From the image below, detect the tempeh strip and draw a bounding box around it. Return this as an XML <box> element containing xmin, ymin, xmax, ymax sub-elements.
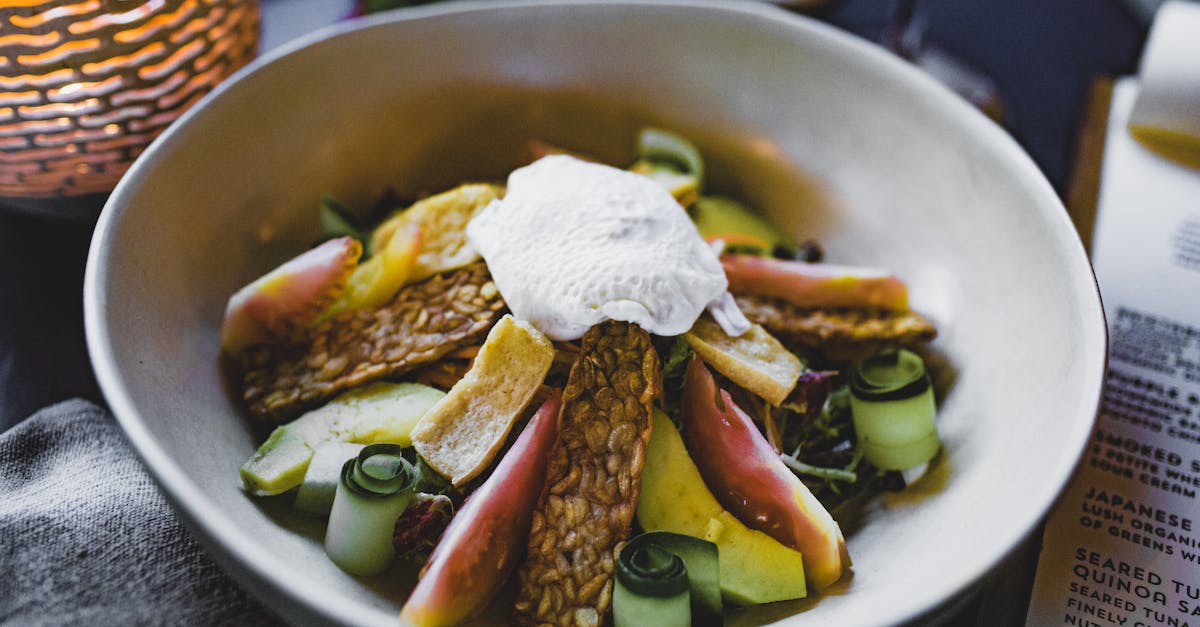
<box><xmin>513</xmin><ymin>321</ymin><xmax>660</xmax><ymax>627</ymax></box>
<box><xmin>239</xmin><ymin>263</ymin><xmax>505</xmax><ymax>422</ymax></box>
<box><xmin>736</xmin><ymin>295</ymin><xmax>937</xmax><ymax>353</ymax></box>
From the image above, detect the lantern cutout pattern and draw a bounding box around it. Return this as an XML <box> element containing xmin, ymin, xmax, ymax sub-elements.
<box><xmin>0</xmin><ymin>0</ymin><xmax>259</xmax><ymax>198</ymax></box>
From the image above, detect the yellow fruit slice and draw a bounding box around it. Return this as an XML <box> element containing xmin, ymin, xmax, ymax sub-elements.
<box><xmin>371</xmin><ymin>183</ymin><xmax>500</xmax><ymax>282</ymax></box>
<box><xmin>319</xmin><ymin>222</ymin><xmax>422</xmax><ymax>320</ymax></box>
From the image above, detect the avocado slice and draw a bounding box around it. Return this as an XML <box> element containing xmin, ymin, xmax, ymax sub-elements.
<box><xmin>691</xmin><ymin>196</ymin><xmax>791</xmax><ymax>253</ymax></box>
<box><xmin>239</xmin><ymin>381</ymin><xmax>445</xmax><ymax>496</ymax></box>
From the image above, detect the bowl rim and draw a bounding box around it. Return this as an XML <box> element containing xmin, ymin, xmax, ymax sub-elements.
<box><xmin>83</xmin><ymin>1</ymin><xmax>1108</xmax><ymax>625</ymax></box>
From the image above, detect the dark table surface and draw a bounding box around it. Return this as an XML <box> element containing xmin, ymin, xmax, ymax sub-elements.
<box><xmin>0</xmin><ymin>0</ymin><xmax>1148</xmax><ymax>623</ymax></box>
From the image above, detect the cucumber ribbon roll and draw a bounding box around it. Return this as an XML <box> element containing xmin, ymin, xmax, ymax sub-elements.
<box><xmin>614</xmin><ymin>531</ymin><xmax>722</xmax><ymax>627</ymax></box>
<box><xmin>637</xmin><ymin>127</ymin><xmax>705</xmax><ymax>186</ymax></box>
<box><xmin>849</xmin><ymin>349</ymin><xmax>940</xmax><ymax>471</ymax></box>
<box><xmin>324</xmin><ymin>443</ymin><xmax>417</xmax><ymax>575</ymax></box>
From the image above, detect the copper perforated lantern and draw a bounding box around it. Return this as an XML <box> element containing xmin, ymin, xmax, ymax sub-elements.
<box><xmin>0</xmin><ymin>0</ymin><xmax>259</xmax><ymax>217</ymax></box>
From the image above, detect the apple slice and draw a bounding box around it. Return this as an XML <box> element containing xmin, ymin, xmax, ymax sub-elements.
<box><xmin>401</xmin><ymin>392</ymin><xmax>562</xmax><ymax>627</ymax></box>
<box><xmin>220</xmin><ymin>236</ymin><xmax>361</xmax><ymax>353</ymax></box>
<box><xmin>722</xmin><ymin>254</ymin><xmax>909</xmax><ymax>311</ymax></box>
<box><xmin>683</xmin><ymin>357</ymin><xmax>848</xmax><ymax>590</ymax></box>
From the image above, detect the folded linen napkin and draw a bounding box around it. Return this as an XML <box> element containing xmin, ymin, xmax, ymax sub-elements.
<box><xmin>0</xmin><ymin>399</ymin><xmax>280</xmax><ymax>626</ymax></box>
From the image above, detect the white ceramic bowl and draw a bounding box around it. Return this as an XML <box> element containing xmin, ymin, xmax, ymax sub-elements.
<box><xmin>84</xmin><ymin>1</ymin><xmax>1107</xmax><ymax>625</ymax></box>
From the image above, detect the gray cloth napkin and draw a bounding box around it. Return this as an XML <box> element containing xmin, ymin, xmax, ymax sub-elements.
<box><xmin>0</xmin><ymin>399</ymin><xmax>281</xmax><ymax>626</ymax></box>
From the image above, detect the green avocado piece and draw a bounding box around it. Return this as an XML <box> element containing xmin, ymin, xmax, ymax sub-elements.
<box><xmin>239</xmin><ymin>381</ymin><xmax>445</xmax><ymax>496</ymax></box>
<box><xmin>691</xmin><ymin>196</ymin><xmax>790</xmax><ymax>253</ymax></box>
<box><xmin>240</xmin><ymin>425</ymin><xmax>316</xmax><ymax>496</ymax></box>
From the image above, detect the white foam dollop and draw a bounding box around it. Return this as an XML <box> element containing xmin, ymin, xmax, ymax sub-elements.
<box><xmin>466</xmin><ymin>155</ymin><xmax>733</xmax><ymax>341</ymax></box>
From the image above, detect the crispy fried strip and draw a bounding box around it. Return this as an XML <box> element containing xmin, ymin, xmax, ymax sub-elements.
<box><xmin>513</xmin><ymin>322</ymin><xmax>661</xmax><ymax>627</ymax></box>
<box><xmin>736</xmin><ymin>295</ymin><xmax>937</xmax><ymax>356</ymax></box>
<box><xmin>411</xmin><ymin>315</ymin><xmax>557</xmax><ymax>487</ymax></box>
<box><xmin>239</xmin><ymin>263</ymin><xmax>505</xmax><ymax>422</ymax></box>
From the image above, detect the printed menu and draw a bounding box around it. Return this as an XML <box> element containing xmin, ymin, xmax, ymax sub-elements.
<box><xmin>1024</xmin><ymin>73</ymin><xmax>1200</xmax><ymax>627</ymax></box>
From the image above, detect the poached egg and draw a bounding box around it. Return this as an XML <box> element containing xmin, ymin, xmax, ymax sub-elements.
<box><xmin>466</xmin><ymin>155</ymin><xmax>745</xmax><ymax>341</ymax></box>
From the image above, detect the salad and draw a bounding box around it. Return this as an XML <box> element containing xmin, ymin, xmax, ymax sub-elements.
<box><xmin>222</xmin><ymin>129</ymin><xmax>941</xmax><ymax>626</ymax></box>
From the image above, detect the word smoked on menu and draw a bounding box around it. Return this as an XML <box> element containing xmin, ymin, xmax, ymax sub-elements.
<box><xmin>1025</xmin><ymin>77</ymin><xmax>1200</xmax><ymax>627</ymax></box>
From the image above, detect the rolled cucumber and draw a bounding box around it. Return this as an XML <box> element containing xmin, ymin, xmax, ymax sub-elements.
<box><xmin>614</xmin><ymin>531</ymin><xmax>721</xmax><ymax>627</ymax></box>
<box><xmin>325</xmin><ymin>444</ymin><xmax>416</xmax><ymax>576</ymax></box>
<box><xmin>614</xmin><ymin>543</ymin><xmax>691</xmax><ymax>627</ymax></box>
<box><xmin>849</xmin><ymin>349</ymin><xmax>940</xmax><ymax>471</ymax></box>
